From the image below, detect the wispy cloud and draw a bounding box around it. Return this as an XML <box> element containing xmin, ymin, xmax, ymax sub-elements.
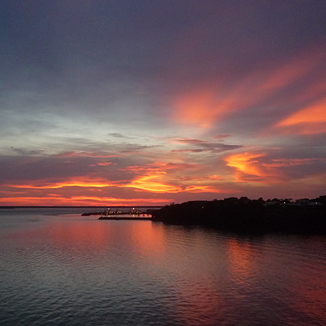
<box><xmin>275</xmin><ymin>98</ymin><xmax>326</xmax><ymax>135</ymax></box>
<box><xmin>171</xmin><ymin>138</ymin><xmax>242</xmax><ymax>153</ymax></box>
<box><xmin>225</xmin><ymin>151</ymin><xmax>326</xmax><ymax>185</ymax></box>
<box><xmin>8</xmin><ymin>178</ymin><xmax>115</xmax><ymax>189</ymax></box>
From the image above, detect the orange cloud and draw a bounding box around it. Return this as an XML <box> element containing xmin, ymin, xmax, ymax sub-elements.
<box><xmin>275</xmin><ymin>98</ymin><xmax>326</xmax><ymax>135</ymax></box>
<box><xmin>225</xmin><ymin>152</ymin><xmax>267</xmax><ymax>180</ymax></box>
<box><xmin>173</xmin><ymin>48</ymin><xmax>324</xmax><ymax>130</ymax></box>
<box><xmin>173</xmin><ymin>83</ymin><xmax>257</xmax><ymax>128</ymax></box>
<box><xmin>224</xmin><ymin>151</ymin><xmax>288</xmax><ymax>184</ymax></box>
<box><xmin>8</xmin><ymin>178</ymin><xmax>114</xmax><ymax>189</ymax></box>
<box><xmin>6</xmin><ymin>160</ymin><xmax>223</xmax><ymax>200</ymax></box>
<box><xmin>123</xmin><ymin>161</ymin><xmax>223</xmax><ymax>194</ymax></box>
<box><xmin>173</xmin><ymin>91</ymin><xmax>219</xmax><ymax>128</ymax></box>
<box><xmin>68</xmin><ymin>196</ymin><xmax>171</xmax><ymax>205</ymax></box>
<box><xmin>126</xmin><ymin>173</ymin><xmax>182</xmax><ymax>193</ymax></box>
<box><xmin>96</xmin><ymin>162</ymin><xmax>113</xmax><ymax>166</ymax></box>
<box><xmin>0</xmin><ymin>196</ymin><xmax>171</xmax><ymax>206</ymax></box>
<box><xmin>225</xmin><ymin>152</ymin><xmax>326</xmax><ymax>184</ymax></box>
<box><xmin>209</xmin><ymin>175</ymin><xmax>224</xmax><ymax>180</ymax></box>
<box><xmin>184</xmin><ymin>185</ymin><xmax>225</xmax><ymax>193</ymax></box>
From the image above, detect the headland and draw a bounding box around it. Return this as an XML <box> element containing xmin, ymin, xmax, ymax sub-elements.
<box><xmin>151</xmin><ymin>196</ymin><xmax>326</xmax><ymax>235</ymax></box>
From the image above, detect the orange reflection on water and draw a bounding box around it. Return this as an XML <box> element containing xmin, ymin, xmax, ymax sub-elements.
<box><xmin>49</xmin><ymin>218</ymin><xmax>113</xmax><ymax>251</ymax></box>
<box><xmin>293</xmin><ymin>274</ymin><xmax>326</xmax><ymax>322</ymax></box>
<box><xmin>227</xmin><ymin>239</ymin><xmax>256</xmax><ymax>280</ymax></box>
<box><xmin>130</xmin><ymin>222</ymin><xmax>166</xmax><ymax>257</ymax></box>
<box><xmin>47</xmin><ymin>219</ymin><xmax>167</xmax><ymax>260</ymax></box>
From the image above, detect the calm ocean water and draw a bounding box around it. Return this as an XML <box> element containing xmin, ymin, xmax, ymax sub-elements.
<box><xmin>0</xmin><ymin>207</ymin><xmax>325</xmax><ymax>326</ymax></box>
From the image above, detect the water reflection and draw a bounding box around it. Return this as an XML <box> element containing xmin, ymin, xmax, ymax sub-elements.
<box><xmin>51</xmin><ymin>219</ymin><xmax>114</xmax><ymax>250</ymax></box>
<box><xmin>290</xmin><ymin>249</ymin><xmax>326</xmax><ymax>323</ymax></box>
<box><xmin>130</xmin><ymin>222</ymin><xmax>166</xmax><ymax>257</ymax></box>
<box><xmin>227</xmin><ymin>239</ymin><xmax>256</xmax><ymax>279</ymax></box>
<box><xmin>1</xmin><ymin>214</ymin><xmax>326</xmax><ymax>325</ymax></box>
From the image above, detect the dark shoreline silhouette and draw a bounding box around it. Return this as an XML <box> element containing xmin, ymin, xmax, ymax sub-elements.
<box><xmin>151</xmin><ymin>196</ymin><xmax>326</xmax><ymax>235</ymax></box>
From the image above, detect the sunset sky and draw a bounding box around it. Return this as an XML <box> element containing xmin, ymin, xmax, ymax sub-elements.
<box><xmin>1</xmin><ymin>0</ymin><xmax>325</xmax><ymax>206</ymax></box>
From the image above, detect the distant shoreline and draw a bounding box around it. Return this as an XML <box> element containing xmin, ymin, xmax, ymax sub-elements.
<box><xmin>151</xmin><ymin>198</ymin><xmax>326</xmax><ymax>235</ymax></box>
<box><xmin>0</xmin><ymin>205</ymin><xmax>163</xmax><ymax>209</ymax></box>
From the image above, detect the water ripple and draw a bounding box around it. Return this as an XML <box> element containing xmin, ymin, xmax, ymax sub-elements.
<box><xmin>1</xmin><ymin>215</ymin><xmax>326</xmax><ymax>325</ymax></box>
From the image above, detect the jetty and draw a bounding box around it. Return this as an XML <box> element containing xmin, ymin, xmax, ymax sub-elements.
<box><xmin>95</xmin><ymin>208</ymin><xmax>153</xmax><ymax>220</ymax></box>
<box><xmin>98</xmin><ymin>215</ymin><xmax>152</xmax><ymax>221</ymax></box>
